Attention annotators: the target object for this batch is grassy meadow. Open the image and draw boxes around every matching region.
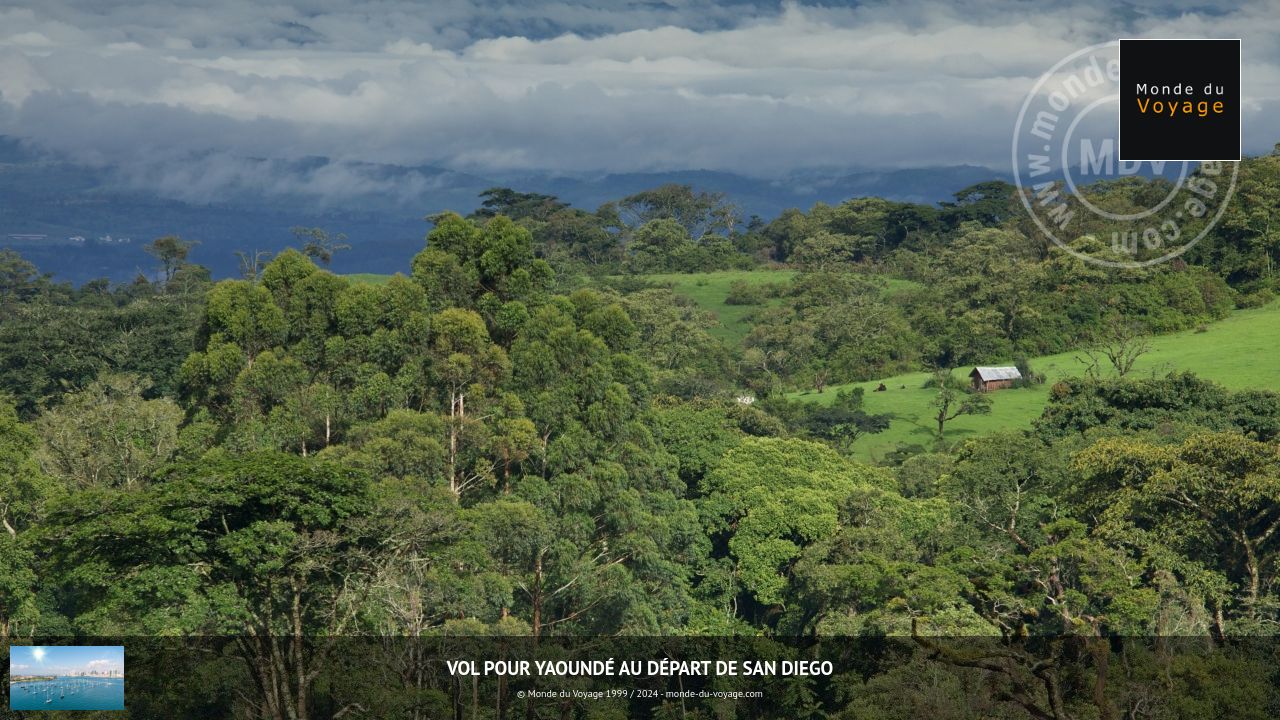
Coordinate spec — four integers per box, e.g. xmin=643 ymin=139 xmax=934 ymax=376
xmin=638 ymin=270 xmax=795 ymax=343
xmin=792 ymin=300 xmax=1280 ymax=462
xmin=638 ymin=269 xmax=918 ymax=344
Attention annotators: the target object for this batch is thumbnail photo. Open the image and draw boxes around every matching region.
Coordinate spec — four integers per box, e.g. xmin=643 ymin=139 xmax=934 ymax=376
xmin=9 ymin=646 xmax=125 ymax=712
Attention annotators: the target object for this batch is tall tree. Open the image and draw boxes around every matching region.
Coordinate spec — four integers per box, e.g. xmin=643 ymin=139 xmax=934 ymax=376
xmin=1077 ymin=432 xmax=1280 ymax=631
xmin=932 ymin=369 xmax=992 ymax=440
xmin=413 ymin=213 xmax=553 ymax=313
xmin=0 ymin=249 xmax=45 ymax=307
xmin=36 ymin=374 xmax=183 ymax=490
xmin=615 ymin=184 xmax=738 ymax=238
xmin=144 ymin=235 xmax=198 ymax=283
xmin=701 ymin=437 xmax=894 ymax=611
xmin=470 ymin=188 xmax=568 ymax=222
xmin=291 ymin=227 xmax=351 ymax=267
xmin=47 ymin=452 xmax=375 ymax=720
xmin=201 ymin=279 xmax=288 ymax=363
xmin=0 ymin=397 xmax=50 ymax=641
xmin=429 ymin=308 xmax=511 ymax=499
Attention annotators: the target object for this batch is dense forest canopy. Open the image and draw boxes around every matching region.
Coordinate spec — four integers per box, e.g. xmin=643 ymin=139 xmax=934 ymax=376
xmin=3 ymin=151 xmax=1280 ymax=718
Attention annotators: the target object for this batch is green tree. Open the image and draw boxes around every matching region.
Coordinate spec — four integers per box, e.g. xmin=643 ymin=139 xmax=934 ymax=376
xmin=0 ymin=397 xmax=50 ymax=536
xmin=202 ymin=279 xmax=287 ymax=363
xmin=1200 ymin=152 xmax=1280 ymax=283
xmin=939 ymin=181 xmax=1017 ymax=227
xmin=615 ymin=183 xmax=738 ymax=239
xmin=0 ymin=531 xmax=38 ymax=641
xmin=618 ymin=288 xmax=734 ymax=397
xmin=144 ymin=235 xmax=198 ymax=282
xmin=927 ymin=432 xmax=1164 ymax=720
xmin=291 ymin=226 xmax=351 ymax=266
xmin=498 ymin=301 xmax=704 ymax=636
xmin=534 ymin=207 xmax=617 ymax=266
xmin=931 ymin=370 xmax=992 ymax=440
xmin=470 ymin=187 xmax=568 ymax=222
xmin=0 ymin=398 xmax=48 ymax=641
xmin=760 ymin=207 xmax=812 ymax=261
xmin=1036 ymin=372 xmax=1280 ymax=442
xmin=0 ymin=249 xmax=45 ymax=307
xmin=1077 ymin=432 xmax=1280 ymax=632
xmin=413 ymin=213 xmax=553 ymax=314
xmin=47 ymin=452 xmax=374 ymax=719
xmin=36 ymin=374 xmax=183 ymax=489
xmin=626 ymin=218 xmax=694 ymax=273
xmin=701 ymin=437 xmax=894 ymax=610
xmin=0 ymin=286 xmax=200 ymax=419
xmin=430 ymin=308 xmax=512 ymax=499
xmin=796 ymin=388 xmax=892 ymax=452
xmin=791 ymin=230 xmax=864 ymax=270
xmin=320 ymin=410 xmax=447 ymax=483
xmin=782 ymin=484 xmax=972 ymax=636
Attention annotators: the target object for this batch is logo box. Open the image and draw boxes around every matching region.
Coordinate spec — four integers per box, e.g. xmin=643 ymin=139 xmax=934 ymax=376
xmin=1119 ymin=39 xmax=1241 ymax=161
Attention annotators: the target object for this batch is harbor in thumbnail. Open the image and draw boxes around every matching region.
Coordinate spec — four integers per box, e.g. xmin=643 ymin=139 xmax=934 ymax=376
xmin=9 ymin=646 xmax=124 ymax=711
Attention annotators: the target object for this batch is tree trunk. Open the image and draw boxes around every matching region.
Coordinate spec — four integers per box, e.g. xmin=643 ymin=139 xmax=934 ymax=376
xmin=448 ymin=391 xmax=465 ymax=498
xmin=531 ymin=552 xmax=543 ymax=639
xmin=498 ymin=675 xmax=508 ymax=720
xmin=453 ymin=674 xmax=464 ymax=720
xmin=243 ymin=633 xmax=286 ymax=720
xmin=1212 ymin=602 xmax=1226 ymax=646
xmin=292 ymin=582 xmax=308 ymax=720
xmin=1242 ymin=532 xmax=1261 ymax=611
xmin=1088 ymin=637 xmax=1117 ymax=720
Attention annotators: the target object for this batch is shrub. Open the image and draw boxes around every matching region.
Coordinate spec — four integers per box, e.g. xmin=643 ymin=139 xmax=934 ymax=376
xmin=1238 ymin=288 xmax=1276 ymax=309
xmin=725 ymin=280 xmax=768 ymax=306
xmin=1014 ymin=356 xmax=1045 ymax=387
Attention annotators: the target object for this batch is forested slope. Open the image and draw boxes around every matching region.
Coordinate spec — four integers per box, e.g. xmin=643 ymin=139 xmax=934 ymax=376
xmin=3 ymin=158 xmax=1280 ymax=717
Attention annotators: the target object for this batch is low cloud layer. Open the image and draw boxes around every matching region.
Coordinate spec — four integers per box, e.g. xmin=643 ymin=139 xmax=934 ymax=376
xmin=2 ymin=0 xmax=1279 ymax=200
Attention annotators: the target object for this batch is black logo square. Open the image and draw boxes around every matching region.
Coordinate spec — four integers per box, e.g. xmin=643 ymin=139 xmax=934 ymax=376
xmin=1119 ymin=39 xmax=1240 ymax=161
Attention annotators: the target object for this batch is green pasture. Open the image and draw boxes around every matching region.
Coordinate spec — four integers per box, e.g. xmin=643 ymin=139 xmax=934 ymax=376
xmin=792 ymin=300 xmax=1280 ymax=463
xmin=638 ymin=270 xmax=795 ymax=343
xmin=639 ymin=270 xmax=918 ymax=344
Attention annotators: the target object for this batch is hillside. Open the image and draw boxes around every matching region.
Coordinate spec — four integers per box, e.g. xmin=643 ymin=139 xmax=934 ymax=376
xmin=635 ymin=270 xmax=795 ymax=343
xmin=793 ymin=300 xmax=1280 ymax=462
xmin=350 ymin=268 xmax=925 ymax=346
xmin=634 ymin=270 xmax=919 ymax=345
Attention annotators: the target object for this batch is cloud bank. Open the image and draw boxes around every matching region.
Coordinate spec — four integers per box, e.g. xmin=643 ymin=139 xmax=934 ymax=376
xmin=2 ymin=0 xmax=1278 ymax=200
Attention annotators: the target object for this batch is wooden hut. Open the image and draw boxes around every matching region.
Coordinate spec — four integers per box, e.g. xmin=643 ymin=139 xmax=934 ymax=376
xmin=969 ymin=366 xmax=1022 ymax=392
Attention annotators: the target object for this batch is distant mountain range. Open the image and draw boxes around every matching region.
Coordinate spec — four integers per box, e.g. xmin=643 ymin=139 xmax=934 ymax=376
xmin=0 ymin=136 xmax=1006 ymax=283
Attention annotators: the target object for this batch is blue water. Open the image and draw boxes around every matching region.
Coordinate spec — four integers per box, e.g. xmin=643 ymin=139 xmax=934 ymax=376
xmin=9 ymin=677 xmax=125 ymax=711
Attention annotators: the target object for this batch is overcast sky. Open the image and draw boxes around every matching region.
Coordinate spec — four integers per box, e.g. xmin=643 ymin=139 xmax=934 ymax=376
xmin=2 ymin=0 xmax=1279 ymax=186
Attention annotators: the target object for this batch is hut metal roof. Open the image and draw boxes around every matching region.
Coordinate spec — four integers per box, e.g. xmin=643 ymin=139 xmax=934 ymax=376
xmin=971 ymin=366 xmax=1022 ymax=381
